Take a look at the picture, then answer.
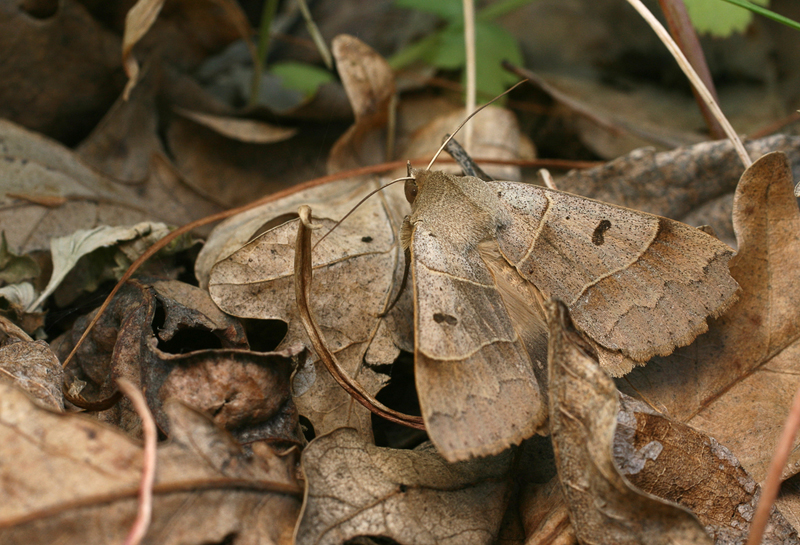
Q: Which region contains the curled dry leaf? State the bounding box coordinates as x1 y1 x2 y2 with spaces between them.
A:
208 193 409 440
121 0 253 100
615 394 798 543
0 381 302 544
30 222 173 311
327 34 396 173
295 428 513 545
58 279 302 446
620 152 800 482
546 299 712 545
174 107 297 143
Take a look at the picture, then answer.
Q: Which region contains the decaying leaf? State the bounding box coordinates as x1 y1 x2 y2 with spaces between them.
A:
546 299 712 544
620 152 800 482
0 380 302 544
57 279 302 446
30 222 173 311
207 192 409 441
295 428 513 545
0 233 39 286
174 107 298 143
0 339 63 411
559 135 800 222
615 394 798 543
203 35 413 442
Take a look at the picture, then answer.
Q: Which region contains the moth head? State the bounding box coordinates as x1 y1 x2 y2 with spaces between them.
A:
405 163 421 205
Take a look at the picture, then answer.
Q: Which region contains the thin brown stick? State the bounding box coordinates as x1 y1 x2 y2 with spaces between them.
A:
294 205 425 430
117 379 157 545
463 0 477 150
746 384 800 545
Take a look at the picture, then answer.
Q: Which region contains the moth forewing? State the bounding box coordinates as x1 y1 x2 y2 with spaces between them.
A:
489 181 739 366
409 221 546 461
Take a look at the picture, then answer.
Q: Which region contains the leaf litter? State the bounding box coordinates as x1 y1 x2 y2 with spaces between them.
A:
2 1 800 543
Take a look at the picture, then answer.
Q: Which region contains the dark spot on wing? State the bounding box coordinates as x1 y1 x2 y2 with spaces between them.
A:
433 313 458 326
361 236 373 243
592 219 612 245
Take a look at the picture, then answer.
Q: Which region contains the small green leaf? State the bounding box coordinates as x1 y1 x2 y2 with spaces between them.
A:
473 22 525 98
684 0 769 37
270 62 334 98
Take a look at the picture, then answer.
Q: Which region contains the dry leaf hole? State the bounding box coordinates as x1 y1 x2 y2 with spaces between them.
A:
153 300 223 353
241 318 288 352
371 352 428 450
299 415 316 442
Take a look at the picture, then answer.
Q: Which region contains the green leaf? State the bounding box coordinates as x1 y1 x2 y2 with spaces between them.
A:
269 62 334 98
684 0 769 37
394 0 462 22
472 22 525 99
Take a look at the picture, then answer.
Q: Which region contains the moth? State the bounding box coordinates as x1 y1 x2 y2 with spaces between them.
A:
395 149 738 461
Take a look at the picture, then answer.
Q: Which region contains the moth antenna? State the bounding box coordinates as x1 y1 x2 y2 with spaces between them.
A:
425 79 529 171
312 176 412 250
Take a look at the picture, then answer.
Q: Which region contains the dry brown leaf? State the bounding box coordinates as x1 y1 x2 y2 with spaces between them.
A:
546 299 712 544
619 152 800 482
327 34 396 173
295 428 513 545
76 63 164 183
57 279 302 446
202 36 414 441
519 478 576 545
166 112 332 209
0 340 63 411
0 120 221 254
0 381 302 544
207 191 410 441
615 394 798 543
121 0 166 98
174 107 298 143
558 135 800 221
0 0 124 144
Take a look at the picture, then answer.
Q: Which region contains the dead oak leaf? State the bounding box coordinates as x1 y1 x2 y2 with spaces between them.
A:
546 300 712 545
0 381 301 544
295 428 513 545
207 187 410 441
559 135 800 221
615 394 798 543
620 151 800 482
